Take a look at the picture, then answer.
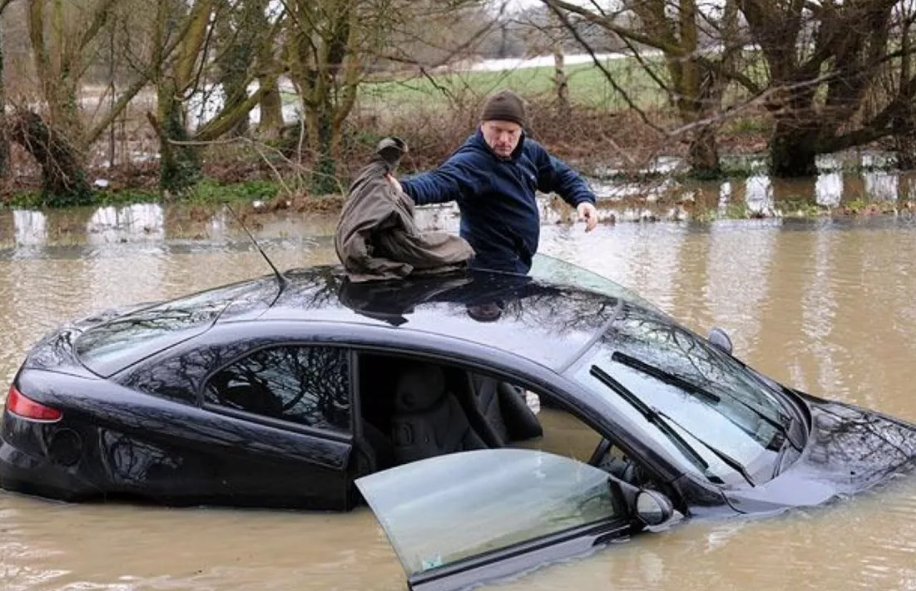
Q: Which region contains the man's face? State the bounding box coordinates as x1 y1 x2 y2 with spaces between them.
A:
481 120 522 158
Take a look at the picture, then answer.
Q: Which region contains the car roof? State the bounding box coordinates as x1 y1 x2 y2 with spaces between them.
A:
73 257 664 377
220 263 638 371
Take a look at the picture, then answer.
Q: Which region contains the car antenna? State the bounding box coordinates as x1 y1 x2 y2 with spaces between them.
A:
224 203 289 290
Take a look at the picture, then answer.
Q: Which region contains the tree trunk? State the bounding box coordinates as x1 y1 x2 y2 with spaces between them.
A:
553 43 570 118
893 118 916 170
223 84 251 138
215 15 253 138
157 80 200 194
28 0 85 148
309 105 337 195
257 75 284 139
687 125 721 179
770 119 819 177
895 12 916 169
10 111 91 206
678 74 723 179
0 26 8 178
498 23 509 59
153 0 211 194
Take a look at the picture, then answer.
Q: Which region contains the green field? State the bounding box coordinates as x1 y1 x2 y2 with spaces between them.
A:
358 56 671 112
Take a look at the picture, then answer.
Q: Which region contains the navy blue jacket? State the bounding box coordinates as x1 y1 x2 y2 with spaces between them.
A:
400 129 596 274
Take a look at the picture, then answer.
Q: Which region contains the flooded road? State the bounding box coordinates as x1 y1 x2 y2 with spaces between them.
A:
1 207 916 590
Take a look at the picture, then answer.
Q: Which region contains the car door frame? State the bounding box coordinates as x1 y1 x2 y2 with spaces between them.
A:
347 342 684 498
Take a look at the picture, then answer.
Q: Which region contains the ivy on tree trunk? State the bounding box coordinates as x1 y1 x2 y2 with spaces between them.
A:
157 82 201 195
10 111 92 206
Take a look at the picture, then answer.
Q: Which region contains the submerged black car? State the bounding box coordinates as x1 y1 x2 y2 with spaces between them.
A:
3 255 916 591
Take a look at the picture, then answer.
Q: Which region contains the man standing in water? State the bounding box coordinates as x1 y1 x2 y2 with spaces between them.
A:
389 89 599 275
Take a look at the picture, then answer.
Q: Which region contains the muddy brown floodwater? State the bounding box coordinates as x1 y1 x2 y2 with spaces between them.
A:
1 206 916 591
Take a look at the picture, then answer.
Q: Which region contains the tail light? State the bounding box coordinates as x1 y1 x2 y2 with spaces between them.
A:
5 385 62 422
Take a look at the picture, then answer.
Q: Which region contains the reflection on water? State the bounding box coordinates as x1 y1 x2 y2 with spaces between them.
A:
815 172 843 207
742 174 774 215
864 169 899 202
87 204 165 244
1 193 916 589
586 151 916 222
13 211 47 247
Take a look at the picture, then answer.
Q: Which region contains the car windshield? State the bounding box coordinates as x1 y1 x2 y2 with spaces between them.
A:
569 302 791 486
75 278 276 376
529 255 662 313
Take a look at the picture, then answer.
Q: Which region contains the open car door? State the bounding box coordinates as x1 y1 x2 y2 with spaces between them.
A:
356 449 664 591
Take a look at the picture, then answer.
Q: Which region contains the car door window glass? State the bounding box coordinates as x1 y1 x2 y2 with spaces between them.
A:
356 449 620 577
205 346 350 432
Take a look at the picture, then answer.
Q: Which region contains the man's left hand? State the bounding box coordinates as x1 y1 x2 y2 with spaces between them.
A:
577 202 598 232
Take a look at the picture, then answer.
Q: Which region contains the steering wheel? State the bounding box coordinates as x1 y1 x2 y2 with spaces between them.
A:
587 438 613 467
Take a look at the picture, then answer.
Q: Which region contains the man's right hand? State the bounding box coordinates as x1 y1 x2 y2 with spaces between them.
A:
386 174 402 193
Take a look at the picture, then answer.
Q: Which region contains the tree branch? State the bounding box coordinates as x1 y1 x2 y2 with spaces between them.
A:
193 81 273 142
545 0 666 135
542 0 688 57
84 8 195 145
78 0 119 54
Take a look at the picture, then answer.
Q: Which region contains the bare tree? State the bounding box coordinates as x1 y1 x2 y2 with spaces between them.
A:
149 0 283 193
150 0 212 193
26 0 121 144
213 0 279 138
543 0 745 178
282 0 493 194
736 0 916 177
283 0 361 194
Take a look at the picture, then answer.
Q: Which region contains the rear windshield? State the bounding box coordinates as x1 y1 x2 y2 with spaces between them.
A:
75 279 276 376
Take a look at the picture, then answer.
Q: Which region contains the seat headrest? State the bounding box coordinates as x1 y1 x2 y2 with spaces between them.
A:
395 364 447 412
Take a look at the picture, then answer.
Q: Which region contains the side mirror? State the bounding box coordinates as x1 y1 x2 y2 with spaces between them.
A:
708 327 733 355
635 489 674 527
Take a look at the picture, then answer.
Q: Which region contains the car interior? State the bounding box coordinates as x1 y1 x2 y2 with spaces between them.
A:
355 353 648 486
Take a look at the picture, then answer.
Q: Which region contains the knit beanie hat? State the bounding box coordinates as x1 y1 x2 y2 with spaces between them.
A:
480 90 526 128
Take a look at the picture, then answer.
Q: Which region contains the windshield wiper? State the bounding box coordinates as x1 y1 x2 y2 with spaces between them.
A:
590 364 757 487
611 351 720 403
611 351 790 448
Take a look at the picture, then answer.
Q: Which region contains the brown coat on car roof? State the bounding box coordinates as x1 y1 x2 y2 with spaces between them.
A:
334 137 474 282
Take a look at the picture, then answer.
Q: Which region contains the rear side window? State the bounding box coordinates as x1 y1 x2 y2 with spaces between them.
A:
205 346 351 433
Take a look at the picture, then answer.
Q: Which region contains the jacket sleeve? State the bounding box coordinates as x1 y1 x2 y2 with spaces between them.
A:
399 152 489 206
534 143 596 207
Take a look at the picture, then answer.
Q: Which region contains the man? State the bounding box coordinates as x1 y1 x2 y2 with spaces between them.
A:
389 89 599 275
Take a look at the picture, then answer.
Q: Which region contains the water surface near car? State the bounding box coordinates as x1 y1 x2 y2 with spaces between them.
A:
1 217 916 591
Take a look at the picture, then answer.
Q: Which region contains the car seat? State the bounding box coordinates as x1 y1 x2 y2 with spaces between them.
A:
390 363 487 464
455 373 543 446
461 373 512 446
